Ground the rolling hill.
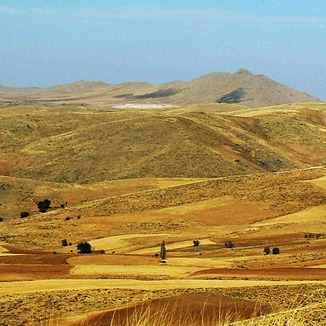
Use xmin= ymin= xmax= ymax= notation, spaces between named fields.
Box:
xmin=0 ymin=103 xmax=324 ymax=185
xmin=0 ymin=100 xmax=325 ymax=326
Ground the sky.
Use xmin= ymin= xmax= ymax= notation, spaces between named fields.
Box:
xmin=1 ymin=0 xmax=326 ymax=99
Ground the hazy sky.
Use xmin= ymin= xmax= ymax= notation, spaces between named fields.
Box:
xmin=1 ymin=1 xmax=326 ymax=99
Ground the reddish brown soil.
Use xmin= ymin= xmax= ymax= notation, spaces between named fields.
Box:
xmin=70 ymin=292 xmax=272 ymax=326
xmin=0 ymin=249 xmax=72 ymax=281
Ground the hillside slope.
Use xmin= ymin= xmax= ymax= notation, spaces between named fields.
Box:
xmin=0 ymin=103 xmax=325 ymax=184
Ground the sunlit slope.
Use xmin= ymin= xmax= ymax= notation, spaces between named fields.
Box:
xmin=0 ymin=103 xmax=325 ymax=183
xmin=1 ymin=166 xmax=325 ymax=250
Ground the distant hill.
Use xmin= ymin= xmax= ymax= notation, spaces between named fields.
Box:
xmin=0 ymin=69 xmax=320 ymax=107
xmin=0 ymin=85 xmax=39 ymax=94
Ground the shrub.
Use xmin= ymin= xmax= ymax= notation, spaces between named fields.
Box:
xmin=272 ymin=247 xmax=280 ymax=255
xmin=60 ymin=201 xmax=67 ymax=208
xmin=225 ymin=240 xmax=235 ymax=248
xmin=264 ymin=247 xmax=271 ymax=255
xmin=99 ymin=250 xmax=105 ymax=254
xmin=37 ymin=199 xmax=51 ymax=213
xmin=0 ymin=217 xmax=3 ymax=222
xmin=77 ymin=242 xmax=92 ymax=254
xmin=193 ymin=240 xmax=200 ymax=247
xmin=20 ymin=211 xmax=30 ymax=218
xmin=65 ymin=216 xmax=72 ymax=221
xmin=61 ymin=239 xmax=68 ymax=247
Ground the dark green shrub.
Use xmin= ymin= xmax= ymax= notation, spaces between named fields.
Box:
xmin=0 ymin=217 xmax=4 ymax=222
xmin=37 ymin=199 xmax=51 ymax=213
xmin=20 ymin=211 xmax=30 ymax=218
xmin=65 ymin=216 xmax=72 ymax=221
xmin=77 ymin=242 xmax=92 ymax=254
xmin=61 ymin=239 xmax=68 ymax=247
xmin=272 ymin=247 xmax=280 ymax=255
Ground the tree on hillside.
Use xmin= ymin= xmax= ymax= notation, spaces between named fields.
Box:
xmin=160 ymin=241 xmax=167 ymax=262
xmin=77 ymin=242 xmax=92 ymax=254
xmin=37 ymin=199 xmax=51 ymax=213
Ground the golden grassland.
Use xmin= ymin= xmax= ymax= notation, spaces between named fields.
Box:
xmin=0 ymin=102 xmax=325 ymax=325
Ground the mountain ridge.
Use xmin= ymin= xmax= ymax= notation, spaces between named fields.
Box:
xmin=0 ymin=69 xmax=320 ymax=107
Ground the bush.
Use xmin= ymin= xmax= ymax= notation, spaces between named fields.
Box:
xmin=225 ymin=240 xmax=235 ymax=248
xmin=20 ymin=211 xmax=30 ymax=218
xmin=77 ymin=242 xmax=92 ymax=254
xmin=65 ymin=216 xmax=72 ymax=221
xmin=272 ymin=247 xmax=280 ymax=255
xmin=264 ymin=247 xmax=271 ymax=255
xmin=0 ymin=217 xmax=3 ymax=222
xmin=61 ymin=239 xmax=68 ymax=247
xmin=37 ymin=199 xmax=51 ymax=213
xmin=193 ymin=240 xmax=200 ymax=247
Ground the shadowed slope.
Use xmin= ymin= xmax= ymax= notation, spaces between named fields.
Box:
xmin=69 ymin=292 xmax=272 ymax=326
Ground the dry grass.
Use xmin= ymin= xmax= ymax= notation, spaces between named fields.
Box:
xmin=28 ymin=285 xmax=325 ymax=326
xmin=0 ymin=103 xmax=325 ymax=326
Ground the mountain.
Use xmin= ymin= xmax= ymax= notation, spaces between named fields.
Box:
xmin=0 ymin=69 xmax=320 ymax=108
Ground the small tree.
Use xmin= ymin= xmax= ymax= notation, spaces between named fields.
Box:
xmin=160 ymin=241 xmax=167 ymax=262
xmin=37 ymin=199 xmax=51 ymax=213
xmin=77 ymin=242 xmax=92 ymax=254
xmin=193 ymin=240 xmax=200 ymax=247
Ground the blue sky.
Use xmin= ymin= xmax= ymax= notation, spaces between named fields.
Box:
xmin=1 ymin=1 xmax=326 ymax=99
